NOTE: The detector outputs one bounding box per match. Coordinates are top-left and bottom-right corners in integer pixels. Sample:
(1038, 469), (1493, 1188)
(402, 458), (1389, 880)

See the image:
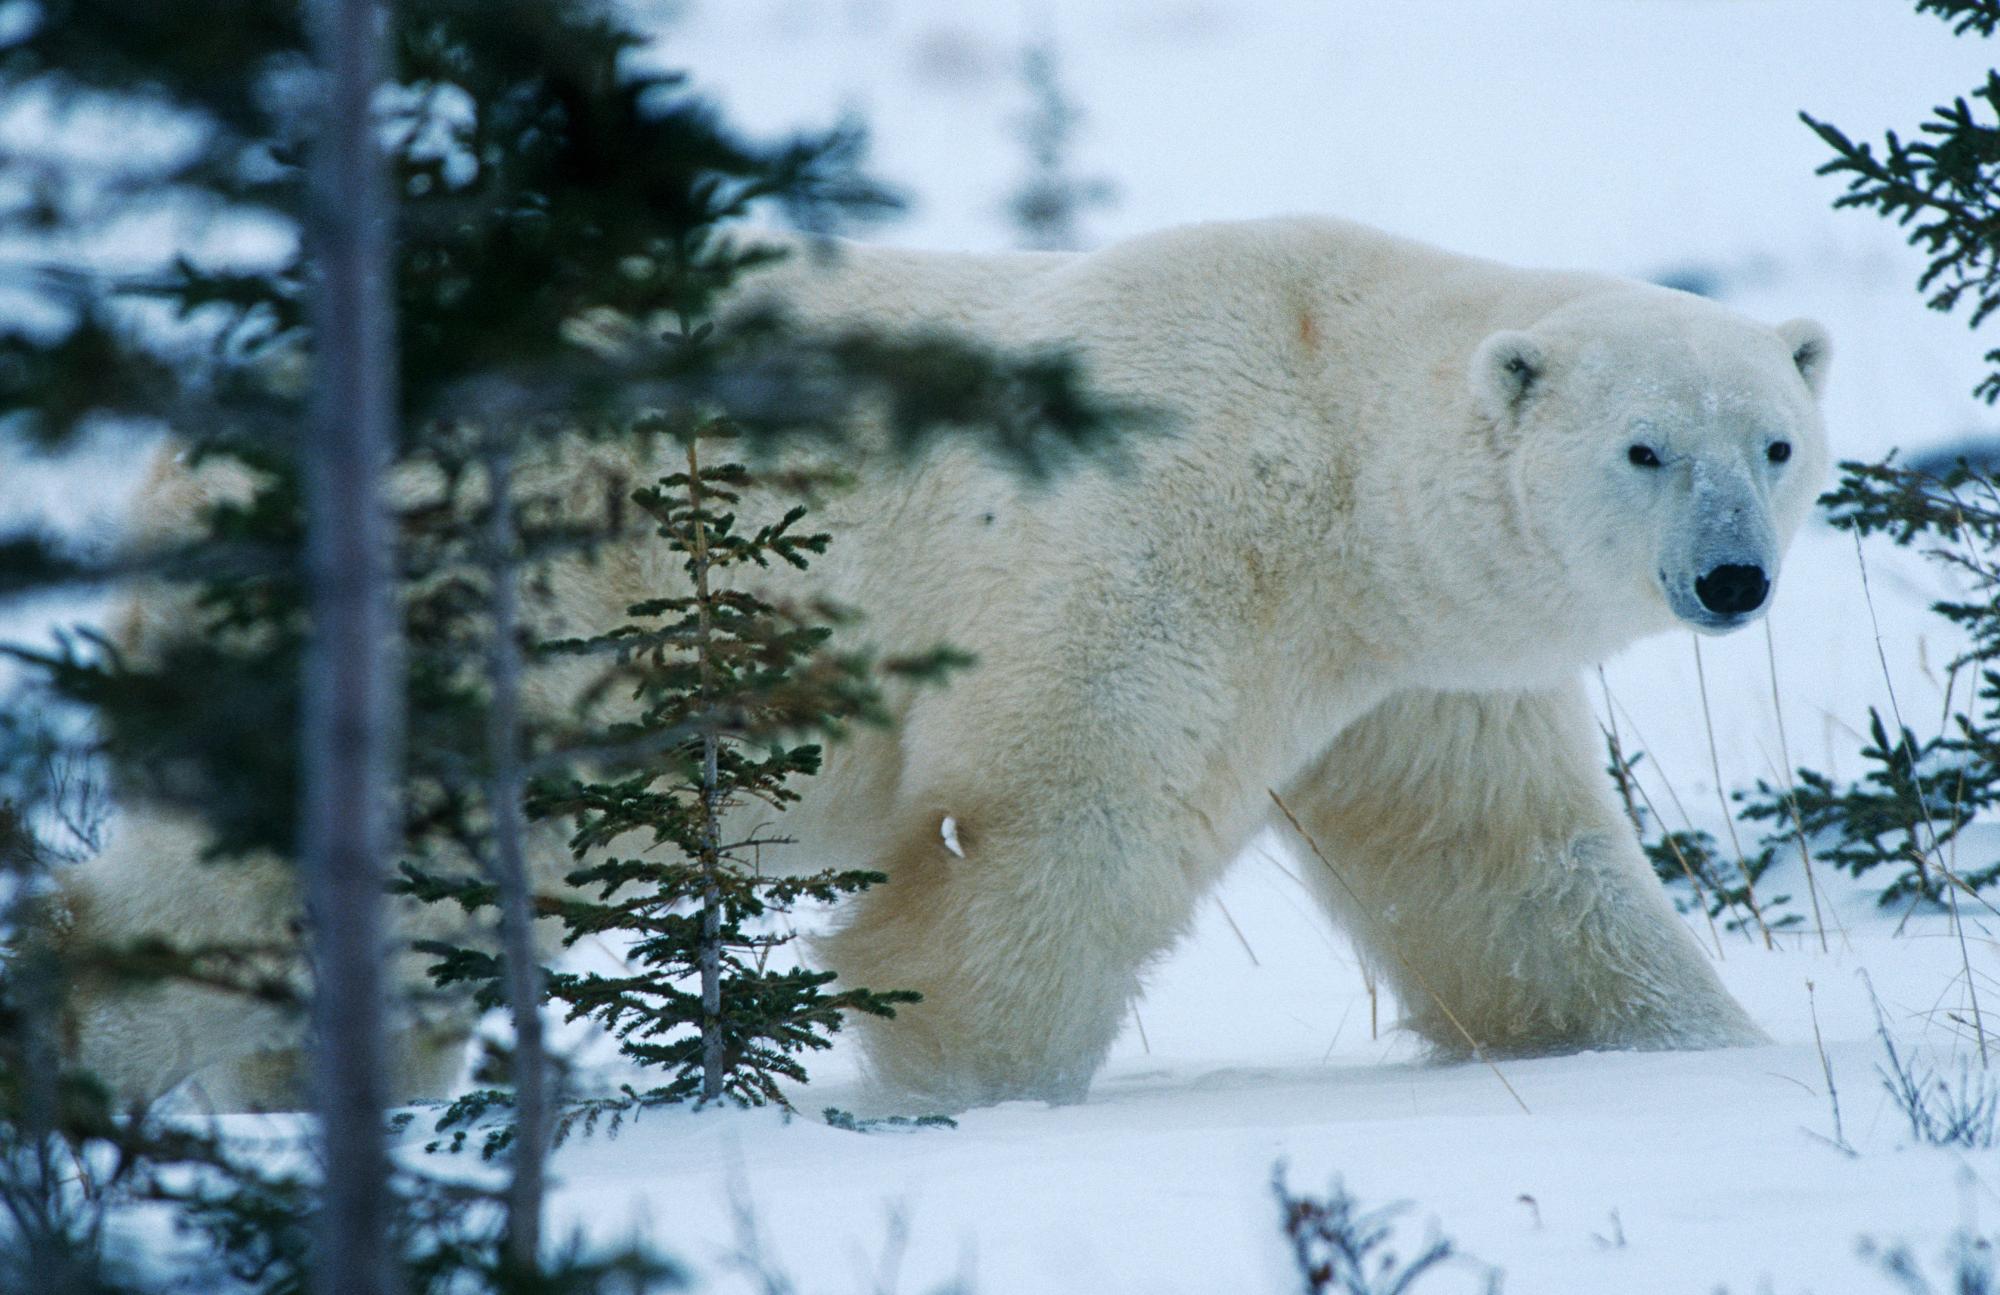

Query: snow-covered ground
(15, 1), (2000, 1291)
(527, 912), (1992, 1295)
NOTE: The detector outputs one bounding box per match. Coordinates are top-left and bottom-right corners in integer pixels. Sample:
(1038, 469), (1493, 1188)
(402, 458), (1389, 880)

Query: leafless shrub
(1873, 987), (2000, 1149)
(1272, 1164), (1496, 1295)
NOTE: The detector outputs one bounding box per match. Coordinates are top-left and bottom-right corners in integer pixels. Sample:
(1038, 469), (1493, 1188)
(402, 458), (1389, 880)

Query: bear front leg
(1274, 682), (1765, 1057)
(818, 792), (1203, 1111)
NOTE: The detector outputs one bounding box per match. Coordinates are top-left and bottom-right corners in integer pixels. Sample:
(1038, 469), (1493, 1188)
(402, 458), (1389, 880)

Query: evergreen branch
(1919, 0), (2000, 39)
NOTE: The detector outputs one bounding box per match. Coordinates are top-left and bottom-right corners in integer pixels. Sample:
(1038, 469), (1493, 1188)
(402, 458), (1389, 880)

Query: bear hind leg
(819, 804), (1199, 1111)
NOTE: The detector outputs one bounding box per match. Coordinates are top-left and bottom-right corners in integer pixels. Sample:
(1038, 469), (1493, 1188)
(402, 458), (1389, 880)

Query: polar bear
(57, 216), (1827, 1111)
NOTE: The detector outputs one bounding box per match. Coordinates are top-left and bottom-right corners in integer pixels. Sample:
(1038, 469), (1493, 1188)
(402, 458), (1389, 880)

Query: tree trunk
(686, 443), (726, 1103)
(303, 2), (400, 1293)
(482, 440), (547, 1272)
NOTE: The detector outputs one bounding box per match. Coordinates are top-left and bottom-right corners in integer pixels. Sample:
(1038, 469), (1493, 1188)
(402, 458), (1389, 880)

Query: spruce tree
(535, 441), (933, 1111)
(1803, 0), (2000, 403)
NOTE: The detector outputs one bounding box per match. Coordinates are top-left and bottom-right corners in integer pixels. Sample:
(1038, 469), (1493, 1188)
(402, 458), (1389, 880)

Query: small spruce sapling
(1737, 694), (1995, 906)
(1728, 453), (2000, 907)
(1601, 733), (1795, 934)
(531, 439), (941, 1111)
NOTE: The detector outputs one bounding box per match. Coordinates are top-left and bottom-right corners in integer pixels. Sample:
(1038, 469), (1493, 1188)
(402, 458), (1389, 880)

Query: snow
(495, 888), (1996, 1294)
(12, 1), (2000, 1290)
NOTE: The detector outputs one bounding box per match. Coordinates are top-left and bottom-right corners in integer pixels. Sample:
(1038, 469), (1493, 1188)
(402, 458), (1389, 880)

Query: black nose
(1695, 563), (1769, 616)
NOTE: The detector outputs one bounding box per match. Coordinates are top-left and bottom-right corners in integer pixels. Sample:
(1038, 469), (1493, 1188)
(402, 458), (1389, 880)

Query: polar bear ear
(1775, 318), (1831, 399)
(1470, 331), (1547, 423)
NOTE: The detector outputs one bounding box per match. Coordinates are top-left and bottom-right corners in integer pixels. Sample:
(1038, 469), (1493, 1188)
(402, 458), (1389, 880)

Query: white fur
(59, 217), (1828, 1111)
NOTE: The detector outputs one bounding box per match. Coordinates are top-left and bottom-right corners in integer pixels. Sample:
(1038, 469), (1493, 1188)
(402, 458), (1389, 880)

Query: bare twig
(1764, 619), (1829, 952)
(1808, 980), (1856, 1156)
(1215, 897), (1261, 968)
(1596, 676), (1726, 958)
(1599, 667), (1646, 838)
(1691, 636), (1774, 949)
(1853, 531), (1948, 895)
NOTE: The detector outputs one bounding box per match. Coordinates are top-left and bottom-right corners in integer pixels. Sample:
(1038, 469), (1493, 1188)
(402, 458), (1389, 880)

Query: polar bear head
(1469, 290), (1830, 637)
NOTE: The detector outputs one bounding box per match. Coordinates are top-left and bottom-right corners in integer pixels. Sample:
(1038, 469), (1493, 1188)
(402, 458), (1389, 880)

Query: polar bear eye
(1767, 440), (1792, 464)
(1627, 445), (1661, 469)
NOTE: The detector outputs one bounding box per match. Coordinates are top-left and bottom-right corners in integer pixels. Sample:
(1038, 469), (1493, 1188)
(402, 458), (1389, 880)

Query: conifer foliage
(1708, 1), (2000, 910)
(1006, 39), (1116, 252)
(1803, 0), (2000, 403)
(535, 442), (930, 1110)
(1732, 459), (2000, 906)
(0, 0), (1122, 1285)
